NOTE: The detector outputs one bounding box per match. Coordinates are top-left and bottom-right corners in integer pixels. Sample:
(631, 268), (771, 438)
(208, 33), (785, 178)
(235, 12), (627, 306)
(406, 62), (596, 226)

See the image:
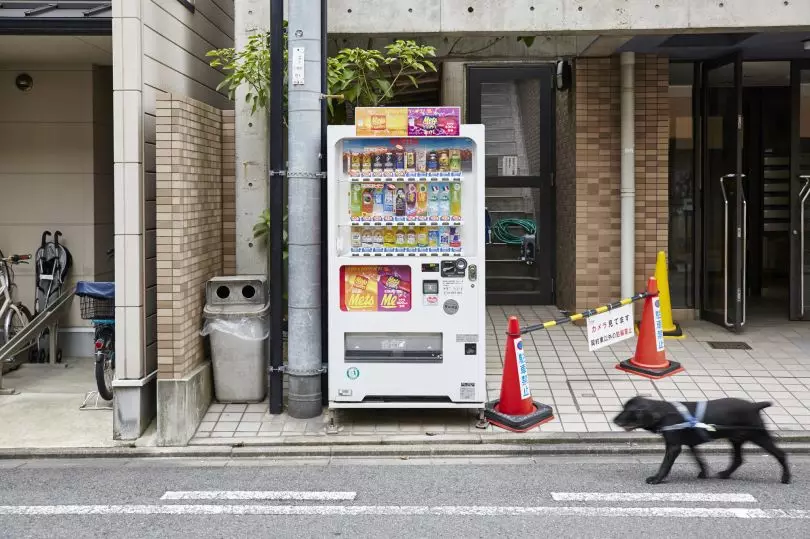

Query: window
(668, 63), (695, 309)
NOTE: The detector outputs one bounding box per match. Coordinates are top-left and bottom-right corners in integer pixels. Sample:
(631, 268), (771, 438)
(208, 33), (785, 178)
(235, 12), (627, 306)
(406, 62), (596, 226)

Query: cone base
(663, 323), (685, 339)
(616, 359), (684, 380)
(484, 400), (555, 432)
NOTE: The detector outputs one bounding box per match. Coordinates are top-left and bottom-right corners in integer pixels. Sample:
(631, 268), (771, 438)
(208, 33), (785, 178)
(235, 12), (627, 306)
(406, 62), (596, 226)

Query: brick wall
(561, 55), (669, 311)
(156, 95), (224, 380)
(221, 111), (236, 274)
(634, 57), (669, 294)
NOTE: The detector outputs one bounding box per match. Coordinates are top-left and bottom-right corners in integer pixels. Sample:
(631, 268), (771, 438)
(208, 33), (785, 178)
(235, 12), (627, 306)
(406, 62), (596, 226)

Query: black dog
(614, 396), (790, 485)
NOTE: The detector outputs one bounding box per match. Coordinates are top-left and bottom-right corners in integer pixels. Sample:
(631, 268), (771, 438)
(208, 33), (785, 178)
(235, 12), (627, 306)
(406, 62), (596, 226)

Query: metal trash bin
(201, 276), (269, 403)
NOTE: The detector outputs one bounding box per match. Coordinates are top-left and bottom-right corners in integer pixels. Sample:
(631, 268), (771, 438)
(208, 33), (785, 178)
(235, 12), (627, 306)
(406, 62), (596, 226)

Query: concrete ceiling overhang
(619, 31), (810, 61)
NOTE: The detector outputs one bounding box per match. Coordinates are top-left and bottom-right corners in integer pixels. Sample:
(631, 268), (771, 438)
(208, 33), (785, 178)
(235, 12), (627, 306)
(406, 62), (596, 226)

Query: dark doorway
(467, 66), (555, 305)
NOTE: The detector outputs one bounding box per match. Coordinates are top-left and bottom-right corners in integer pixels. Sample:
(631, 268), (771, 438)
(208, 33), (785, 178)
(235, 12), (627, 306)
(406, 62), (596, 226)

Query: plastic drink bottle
(417, 183), (428, 216)
(416, 226), (428, 248)
(449, 183), (462, 217)
(406, 226), (417, 248)
(438, 184), (450, 219)
(428, 185), (440, 219)
(350, 184), (363, 218)
(406, 183), (418, 217)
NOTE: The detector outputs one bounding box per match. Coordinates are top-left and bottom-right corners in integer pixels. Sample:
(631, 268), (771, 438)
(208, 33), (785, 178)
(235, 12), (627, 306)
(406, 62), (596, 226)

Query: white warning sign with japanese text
(587, 305), (634, 351)
(652, 297), (665, 352)
(513, 337), (531, 399)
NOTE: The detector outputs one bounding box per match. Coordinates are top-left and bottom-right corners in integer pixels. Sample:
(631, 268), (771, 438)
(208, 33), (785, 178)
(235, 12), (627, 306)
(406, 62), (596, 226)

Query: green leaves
(328, 39), (438, 109)
(209, 31), (439, 122)
(253, 209), (289, 261)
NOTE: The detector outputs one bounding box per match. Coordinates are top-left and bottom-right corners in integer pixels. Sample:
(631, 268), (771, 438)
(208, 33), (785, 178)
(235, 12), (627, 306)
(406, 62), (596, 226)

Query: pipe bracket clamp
(286, 171), (326, 179)
(285, 366), (328, 376)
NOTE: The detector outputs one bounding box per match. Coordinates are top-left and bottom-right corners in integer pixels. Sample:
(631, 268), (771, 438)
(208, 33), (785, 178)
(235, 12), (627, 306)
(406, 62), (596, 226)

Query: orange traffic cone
(616, 277), (684, 379)
(485, 316), (554, 432)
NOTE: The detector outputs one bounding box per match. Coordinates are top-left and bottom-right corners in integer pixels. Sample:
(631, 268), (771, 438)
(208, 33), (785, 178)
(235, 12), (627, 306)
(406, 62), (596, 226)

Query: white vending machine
(327, 107), (486, 409)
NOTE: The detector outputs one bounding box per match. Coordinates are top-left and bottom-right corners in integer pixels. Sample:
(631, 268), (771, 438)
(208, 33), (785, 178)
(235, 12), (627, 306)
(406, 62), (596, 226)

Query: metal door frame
(699, 53), (746, 332)
(467, 65), (556, 305)
(790, 60), (810, 320)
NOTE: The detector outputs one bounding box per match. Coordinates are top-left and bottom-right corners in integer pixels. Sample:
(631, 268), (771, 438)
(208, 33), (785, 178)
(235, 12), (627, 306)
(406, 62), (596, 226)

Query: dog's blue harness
(658, 401), (716, 438)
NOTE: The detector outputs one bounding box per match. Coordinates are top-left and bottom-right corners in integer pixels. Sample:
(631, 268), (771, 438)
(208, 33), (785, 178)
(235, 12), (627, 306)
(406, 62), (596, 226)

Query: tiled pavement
(190, 306), (810, 445)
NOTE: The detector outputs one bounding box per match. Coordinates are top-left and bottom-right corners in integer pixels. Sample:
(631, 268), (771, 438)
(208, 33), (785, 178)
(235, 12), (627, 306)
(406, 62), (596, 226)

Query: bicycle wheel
(94, 326), (114, 401)
(2, 304), (31, 346)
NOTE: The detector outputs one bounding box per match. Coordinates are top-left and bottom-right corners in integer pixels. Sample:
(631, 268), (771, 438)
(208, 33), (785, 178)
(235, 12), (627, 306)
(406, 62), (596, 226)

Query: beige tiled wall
(155, 95), (224, 380)
(0, 65), (113, 326)
(558, 55), (669, 311)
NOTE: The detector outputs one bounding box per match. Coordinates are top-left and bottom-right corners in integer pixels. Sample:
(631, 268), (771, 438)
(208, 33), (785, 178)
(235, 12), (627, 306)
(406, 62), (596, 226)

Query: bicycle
(76, 250), (115, 401)
(0, 251), (34, 352)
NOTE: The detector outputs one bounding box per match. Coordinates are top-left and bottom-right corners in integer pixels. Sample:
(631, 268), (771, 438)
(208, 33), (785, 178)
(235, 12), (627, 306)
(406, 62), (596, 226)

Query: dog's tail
(754, 401), (773, 410)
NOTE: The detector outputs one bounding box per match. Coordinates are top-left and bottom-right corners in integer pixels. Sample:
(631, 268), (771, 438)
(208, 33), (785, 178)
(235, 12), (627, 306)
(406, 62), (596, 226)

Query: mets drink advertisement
(340, 265), (411, 312)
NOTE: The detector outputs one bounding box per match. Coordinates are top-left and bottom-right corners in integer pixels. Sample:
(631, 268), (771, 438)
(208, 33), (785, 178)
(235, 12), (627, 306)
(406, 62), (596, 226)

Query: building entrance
(700, 59), (810, 330)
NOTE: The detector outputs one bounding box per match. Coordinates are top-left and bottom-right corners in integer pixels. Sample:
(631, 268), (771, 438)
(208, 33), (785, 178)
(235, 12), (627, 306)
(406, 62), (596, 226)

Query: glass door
(701, 55), (746, 331)
(467, 66), (555, 305)
(790, 62), (810, 320)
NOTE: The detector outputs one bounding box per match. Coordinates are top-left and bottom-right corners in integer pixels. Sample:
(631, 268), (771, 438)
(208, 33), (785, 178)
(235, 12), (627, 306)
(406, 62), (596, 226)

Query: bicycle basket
(76, 281), (115, 320)
(79, 296), (114, 320)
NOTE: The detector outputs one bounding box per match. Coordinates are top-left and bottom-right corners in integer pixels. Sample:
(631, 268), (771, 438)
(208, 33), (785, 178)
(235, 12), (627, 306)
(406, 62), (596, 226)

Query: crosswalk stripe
(0, 505), (807, 518)
(551, 493), (757, 503)
(160, 491), (357, 501)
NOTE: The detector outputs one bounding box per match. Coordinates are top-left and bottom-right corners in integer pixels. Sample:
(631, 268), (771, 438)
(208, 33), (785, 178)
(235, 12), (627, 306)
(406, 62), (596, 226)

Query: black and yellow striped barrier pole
(520, 291), (653, 335)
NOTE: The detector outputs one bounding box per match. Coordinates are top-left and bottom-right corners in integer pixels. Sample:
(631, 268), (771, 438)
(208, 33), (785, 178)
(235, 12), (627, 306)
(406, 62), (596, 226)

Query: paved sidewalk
(190, 306), (810, 446)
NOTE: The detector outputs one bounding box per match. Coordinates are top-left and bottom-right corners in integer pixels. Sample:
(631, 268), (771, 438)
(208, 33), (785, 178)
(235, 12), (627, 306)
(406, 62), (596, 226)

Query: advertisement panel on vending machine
(327, 107), (486, 408)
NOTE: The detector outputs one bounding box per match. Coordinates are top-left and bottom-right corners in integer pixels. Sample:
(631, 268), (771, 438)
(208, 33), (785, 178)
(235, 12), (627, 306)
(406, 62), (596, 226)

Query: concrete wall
(327, 0), (809, 34)
(112, 0), (234, 440)
(0, 65), (113, 336)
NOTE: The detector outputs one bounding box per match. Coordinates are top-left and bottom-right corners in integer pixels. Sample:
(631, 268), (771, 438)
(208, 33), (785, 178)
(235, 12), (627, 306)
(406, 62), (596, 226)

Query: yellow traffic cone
(654, 251), (684, 339)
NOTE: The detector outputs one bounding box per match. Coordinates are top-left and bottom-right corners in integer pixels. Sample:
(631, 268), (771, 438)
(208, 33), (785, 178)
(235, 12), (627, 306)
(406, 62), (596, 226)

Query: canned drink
(384, 151), (395, 171)
(351, 229), (362, 249)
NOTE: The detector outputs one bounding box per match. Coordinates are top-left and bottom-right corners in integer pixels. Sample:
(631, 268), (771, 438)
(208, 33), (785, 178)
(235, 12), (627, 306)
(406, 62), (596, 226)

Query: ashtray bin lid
(203, 299), (271, 317)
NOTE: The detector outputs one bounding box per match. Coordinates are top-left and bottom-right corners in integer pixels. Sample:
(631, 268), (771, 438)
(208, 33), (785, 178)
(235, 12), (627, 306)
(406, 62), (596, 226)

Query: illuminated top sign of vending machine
(327, 107), (486, 408)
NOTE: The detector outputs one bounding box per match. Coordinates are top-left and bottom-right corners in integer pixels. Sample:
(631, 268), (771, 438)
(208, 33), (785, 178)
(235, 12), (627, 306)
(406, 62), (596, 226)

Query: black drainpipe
(268, 0), (284, 414)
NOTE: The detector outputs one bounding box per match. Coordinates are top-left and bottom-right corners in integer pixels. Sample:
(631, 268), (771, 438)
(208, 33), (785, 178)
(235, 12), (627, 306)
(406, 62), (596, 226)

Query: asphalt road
(0, 453), (808, 538)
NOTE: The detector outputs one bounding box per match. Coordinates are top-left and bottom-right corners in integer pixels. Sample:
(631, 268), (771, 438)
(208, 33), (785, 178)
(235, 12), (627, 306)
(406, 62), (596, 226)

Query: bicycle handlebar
(1, 254), (31, 264)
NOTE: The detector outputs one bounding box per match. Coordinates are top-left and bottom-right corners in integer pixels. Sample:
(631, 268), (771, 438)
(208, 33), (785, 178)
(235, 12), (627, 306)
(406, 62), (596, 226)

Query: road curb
(2, 431), (810, 459)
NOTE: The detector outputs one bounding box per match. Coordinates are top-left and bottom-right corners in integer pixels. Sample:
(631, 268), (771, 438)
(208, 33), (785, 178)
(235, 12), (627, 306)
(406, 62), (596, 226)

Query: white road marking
(551, 493), (758, 503)
(0, 505), (807, 518)
(160, 491), (357, 501)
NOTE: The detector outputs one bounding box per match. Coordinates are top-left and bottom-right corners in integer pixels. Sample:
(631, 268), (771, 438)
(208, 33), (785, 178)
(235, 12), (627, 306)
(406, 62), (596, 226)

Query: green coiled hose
(491, 218), (537, 245)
